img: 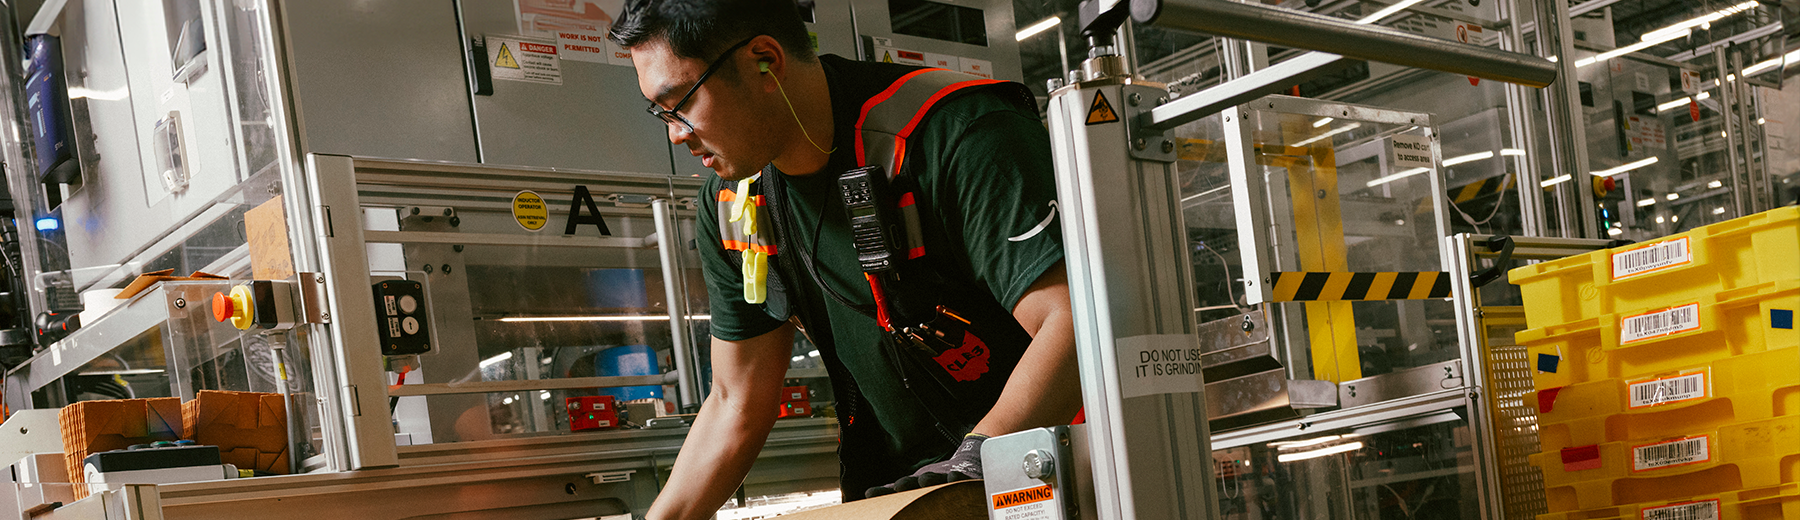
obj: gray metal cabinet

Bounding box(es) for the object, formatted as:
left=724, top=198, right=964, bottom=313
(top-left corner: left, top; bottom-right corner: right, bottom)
left=282, top=1, right=480, bottom=163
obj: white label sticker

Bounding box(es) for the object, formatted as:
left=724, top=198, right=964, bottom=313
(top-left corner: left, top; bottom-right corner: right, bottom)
left=384, top=295, right=397, bottom=316
left=1613, top=237, right=1692, bottom=280
left=1389, top=134, right=1434, bottom=170
left=555, top=29, right=612, bottom=64
left=873, top=46, right=926, bottom=66
left=991, top=484, right=1061, bottom=520
left=1632, top=436, right=1710, bottom=472
left=1116, top=335, right=1205, bottom=399
left=1629, top=372, right=1708, bottom=409
left=487, top=36, right=564, bottom=85
left=960, top=58, right=993, bottom=78
left=1621, top=304, right=1701, bottom=344
left=1642, top=499, right=1719, bottom=520
left=387, top=317, right=401, bottom=338
left=1680, top=70, right=1702, bottom=95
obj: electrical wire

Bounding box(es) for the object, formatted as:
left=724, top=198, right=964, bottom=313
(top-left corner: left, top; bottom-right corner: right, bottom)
left=768, top=68, right=836, bottom=155
left=1199, top=241, right=1249, bottom=311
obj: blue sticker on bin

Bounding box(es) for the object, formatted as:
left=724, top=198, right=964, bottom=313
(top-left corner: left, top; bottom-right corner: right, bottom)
left=1774, top=309, right=1794, bottom=330
left=1536, top=353, right=1560, bottom=373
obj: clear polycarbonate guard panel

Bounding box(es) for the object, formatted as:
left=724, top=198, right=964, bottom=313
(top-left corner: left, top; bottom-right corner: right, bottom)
left=354, top=165, right=830, bottom=445
left=1240, top=102, right=1457, bottom=384
left=1212, top=406, right=1479, bottom=519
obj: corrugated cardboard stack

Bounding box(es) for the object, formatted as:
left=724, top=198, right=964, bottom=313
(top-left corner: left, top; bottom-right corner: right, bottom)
left=182, top=390, right=289, bottom=474
left=57, top=397, right=182, bottom=499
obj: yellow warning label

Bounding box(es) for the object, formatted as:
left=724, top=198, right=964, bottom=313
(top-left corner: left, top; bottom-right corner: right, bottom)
left=881, top=50, right=894, bottom=63
left=1085, top=91, right=1119, bottom=125
left=494, top=43, right=520, bottom=69
left=513, top=190, right=548, bottom=231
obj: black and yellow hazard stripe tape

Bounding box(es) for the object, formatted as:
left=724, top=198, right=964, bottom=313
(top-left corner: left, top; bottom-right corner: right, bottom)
left=1451, top=175, right=1514, bottom=204
left=1268, top=271, right=1453, bottom=302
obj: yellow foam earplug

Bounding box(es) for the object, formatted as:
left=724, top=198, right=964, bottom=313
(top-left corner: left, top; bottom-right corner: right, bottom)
left=743, top=250, right=768, bottom=304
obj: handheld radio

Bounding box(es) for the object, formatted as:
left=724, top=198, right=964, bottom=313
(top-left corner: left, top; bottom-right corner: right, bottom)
left=838, top=166, right=903, bottom=273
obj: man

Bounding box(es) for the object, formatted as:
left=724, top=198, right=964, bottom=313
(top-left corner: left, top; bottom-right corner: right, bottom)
left=609, top=1, right=1079, bottom=518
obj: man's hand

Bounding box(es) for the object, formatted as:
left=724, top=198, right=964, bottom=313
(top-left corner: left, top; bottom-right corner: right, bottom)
left=644, top=325, right=796, bottom=520
left=863, top=433, right=987, bottom=498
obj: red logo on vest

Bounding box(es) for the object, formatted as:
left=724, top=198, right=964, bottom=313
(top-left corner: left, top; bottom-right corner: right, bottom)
left=933, top=331, right=991, bottom=382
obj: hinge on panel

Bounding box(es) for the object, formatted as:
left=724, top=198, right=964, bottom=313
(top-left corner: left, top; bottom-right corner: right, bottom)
left=346, top=385, right=361, bottom=416
left=295, top=272, right=331, bottom=324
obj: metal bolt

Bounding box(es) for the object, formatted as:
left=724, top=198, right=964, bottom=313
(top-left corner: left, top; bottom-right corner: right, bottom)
left=1224, top=115, right=1231, bottom=122
left=1317, top=189, right=1328, bottom=199
left=449, top=216, right=461, bottom=227
left=423, top=264, right=434, bottom=274
left=442, top=264, right=452, bottom=274
left=454, top=245, right=465, bottom=253
left=319, top=313, right=330, bottom=322
left=20, top=427, right=28, bottom=434
left=1021, top=449, right=1056, bottom=479
left=174, top=297, right=187, bottom=309
left=1128, top=92, right=1142, bottom=106
left=1346, top=385, right=1357, bottom=397
left=1160, top=140, right=1175, bottom=154
left=565, top=483, right=578, bottom=495
left=317, top=276, right=326, bottom=284
left=1240, top=316, right=1255, bottom=332
left=442, top=208, right=453, bottom=217
left=410, top=207, right=420, bottom=215
left=1156, top=96, right=1168, bottom=105
left=1133, top=138, right=1147, bottom=151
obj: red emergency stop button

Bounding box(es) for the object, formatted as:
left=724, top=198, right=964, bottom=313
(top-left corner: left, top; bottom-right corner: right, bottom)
left=212, top=292, right=233, bottom=322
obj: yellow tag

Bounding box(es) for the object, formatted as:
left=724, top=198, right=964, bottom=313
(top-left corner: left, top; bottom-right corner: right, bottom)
left=511, top=190, right=548, bottom=231
left=743, top=251, right=768, bottom=304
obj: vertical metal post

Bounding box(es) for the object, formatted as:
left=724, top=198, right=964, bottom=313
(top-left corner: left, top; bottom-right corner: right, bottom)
left=1225, top=107, right=1275, bottom=305
left=1536, top=0, right=1597, bottom=237
left=1047, top=66, right=1217, bottom=519
left=1499, top=0, right=1548, bottom=237
left=652, top=200, right=699, bottom=409
left=1058, top=26, right=1072, bottom=80
left=1715, top=50, right=1746, bottom=217
left=1729, top=50, right=1766, bottom=212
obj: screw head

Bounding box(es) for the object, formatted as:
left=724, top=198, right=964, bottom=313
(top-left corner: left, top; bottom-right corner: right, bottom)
left=442, top=264, right=453, bottom=274
left=442, top=208, right=453, bottom=217
left=1240, top=316, right=1255, bottom=332
left=453, top=245, right=465, bottom=253
left=1133, top=138, right=1147, bottom=151
left=1157, top=96, right=1169, bottom=105
left=1160, top=140, right=1175, bottom=153
left=319, top=313, right=330, bottom=322
left=1021, top=449, right=1056, bottom=479
left=174, top=297, right=187, bottom=309
left=423, top=264, right=434, bottom=274
left=1128, top=92, right=1142, bottom=106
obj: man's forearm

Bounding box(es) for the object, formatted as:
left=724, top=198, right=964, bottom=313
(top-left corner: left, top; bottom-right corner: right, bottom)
left=647, top=391, right=781, bottom=520
left=971, top=308, right=1081, bottom=437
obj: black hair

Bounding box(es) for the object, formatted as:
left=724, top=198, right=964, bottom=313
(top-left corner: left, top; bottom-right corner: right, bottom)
left=608, top=0, right=816, bottom=63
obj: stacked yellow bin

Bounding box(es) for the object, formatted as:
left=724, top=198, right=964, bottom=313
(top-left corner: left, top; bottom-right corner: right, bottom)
left=1510, top=206, right=1800, bottom=520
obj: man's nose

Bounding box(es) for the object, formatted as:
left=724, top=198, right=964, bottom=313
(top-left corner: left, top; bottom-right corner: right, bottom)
left=667, top=122, right=692, bottom=145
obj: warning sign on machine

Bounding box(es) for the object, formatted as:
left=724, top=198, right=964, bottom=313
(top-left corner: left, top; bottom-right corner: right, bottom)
left=991, top=484, right=1061, bottom=520
left=513, top=190, right=549, bottom=231
left=1115, top=335, right=1204, bottom=399
left=488, top=36, right=563, bottom=85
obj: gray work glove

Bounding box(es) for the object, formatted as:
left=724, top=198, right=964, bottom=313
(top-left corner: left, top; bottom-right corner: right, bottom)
left=864, top=433, right=986, bottom=498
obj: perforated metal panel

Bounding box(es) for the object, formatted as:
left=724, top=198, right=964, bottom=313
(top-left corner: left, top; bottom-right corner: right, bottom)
left=1481, top=311, right=1547, bottom=520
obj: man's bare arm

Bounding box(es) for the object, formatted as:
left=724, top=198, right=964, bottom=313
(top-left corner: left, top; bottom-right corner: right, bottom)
left=647, top=324, right=796, bottom=520
left=971, top=261, right=1081, bottom=437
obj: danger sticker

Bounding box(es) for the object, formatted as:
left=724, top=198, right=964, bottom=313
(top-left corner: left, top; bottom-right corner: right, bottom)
left=1641, top=499, right=1719, bottom=520
left=1621, top=303, right=1700, bottom=344
left=487, top=36, right=563, bottom=85
left=1632, top=435, right=1710, bottom=472
left=992, top=484, right=1060, bottom=520
left=1116, top=335, right=1204, bottom=399
left=513, top=190, right=549, bottom=231
left=1612, top=237, right=1691, bottom=280
left=1628, top=372, right=1707, bottom=409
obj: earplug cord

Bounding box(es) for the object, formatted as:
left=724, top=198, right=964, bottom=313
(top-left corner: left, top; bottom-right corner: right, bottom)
left=765, top=63, right=837, bottom=155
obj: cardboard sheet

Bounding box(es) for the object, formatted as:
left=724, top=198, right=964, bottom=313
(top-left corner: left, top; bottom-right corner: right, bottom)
left=776, top=480, right=986, bottom=520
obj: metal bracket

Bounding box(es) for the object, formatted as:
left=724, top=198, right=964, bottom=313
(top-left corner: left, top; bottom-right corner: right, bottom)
left=604, top=193, right=657, bottom=208
left=296, top=272, right=331, bottom=324
left=1125, top=86, right=1178, bottom=163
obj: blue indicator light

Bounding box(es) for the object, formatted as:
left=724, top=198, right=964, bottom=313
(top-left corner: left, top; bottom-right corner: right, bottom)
left=34, top=217, right=58, bottom=231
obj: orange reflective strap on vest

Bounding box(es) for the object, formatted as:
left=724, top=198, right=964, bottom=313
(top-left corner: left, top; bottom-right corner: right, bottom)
left=853, top=68, right=1004, bottom=260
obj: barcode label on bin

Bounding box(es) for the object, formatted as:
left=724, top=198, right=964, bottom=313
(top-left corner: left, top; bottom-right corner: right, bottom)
left=1641, top=499, right=1719, bottom=520
left=1621, top=304, right=1701, bottom=344
left=1613, top=237, right=1692, bottom=280
left=1629, top=372, right=1708, bottom=408
left=1632, top=435, right=1710, bottom=472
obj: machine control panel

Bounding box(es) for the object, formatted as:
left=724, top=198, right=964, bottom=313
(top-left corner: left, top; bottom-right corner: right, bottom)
left=372, top=280, right=430, bottom=355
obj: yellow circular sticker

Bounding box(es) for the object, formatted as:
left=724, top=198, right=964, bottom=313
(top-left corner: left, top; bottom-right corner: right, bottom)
left=512, top=190, right=548, bottom=231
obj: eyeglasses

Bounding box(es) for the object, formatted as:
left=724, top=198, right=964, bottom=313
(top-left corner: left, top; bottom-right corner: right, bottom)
left=647, top=36, right=759, bottom=136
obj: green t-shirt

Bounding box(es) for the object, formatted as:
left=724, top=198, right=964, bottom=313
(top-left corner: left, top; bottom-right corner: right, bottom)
left=694, top=55, right=1063, bottom=474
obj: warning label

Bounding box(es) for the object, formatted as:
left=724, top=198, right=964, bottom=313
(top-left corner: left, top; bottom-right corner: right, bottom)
left=1389, top=134, right=1434, bottom=169
left=513, top=190, right=549, bottom=231
left=874, top=45, right=926, bottom=66
left=1085, top=91, right=1119, bottom=125
left=992, top=484, right=1060, bottom=520
left=487, top=36, right=562, bottom=85
left=1116, top=335, right=1204, bottom=399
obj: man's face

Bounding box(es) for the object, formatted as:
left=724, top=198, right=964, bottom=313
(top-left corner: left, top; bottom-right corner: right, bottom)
left=631, top=39, right=775, bottom=182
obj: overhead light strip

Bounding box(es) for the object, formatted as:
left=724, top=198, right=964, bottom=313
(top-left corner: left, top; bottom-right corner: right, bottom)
left=1591, top=156, right=1659, bottom=177
left=1015, top=16, right=1060, bottom=41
